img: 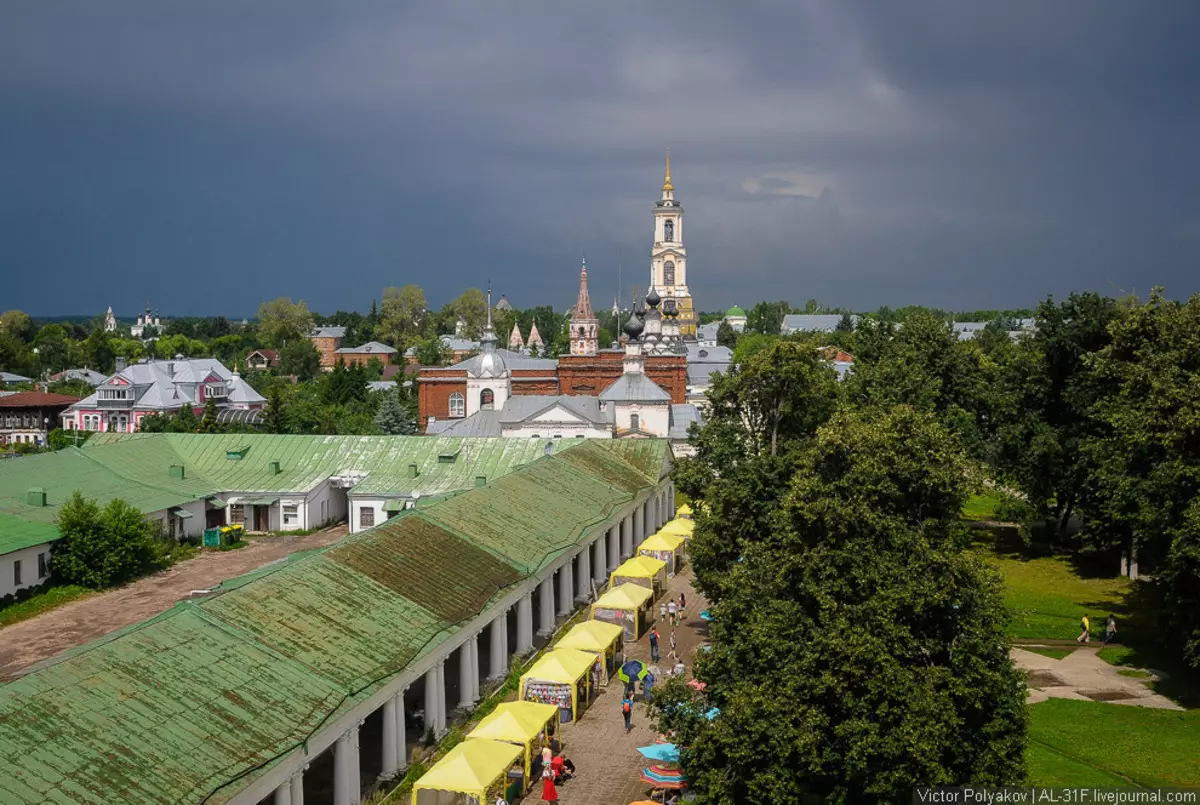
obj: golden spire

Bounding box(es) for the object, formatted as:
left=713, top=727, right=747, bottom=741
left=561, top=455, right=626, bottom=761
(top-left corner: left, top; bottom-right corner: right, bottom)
left=662, top=148, right=673, bottom=192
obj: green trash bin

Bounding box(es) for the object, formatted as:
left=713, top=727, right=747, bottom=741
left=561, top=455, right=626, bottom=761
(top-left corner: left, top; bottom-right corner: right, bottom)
left=202, top=528, right=221, bottom=548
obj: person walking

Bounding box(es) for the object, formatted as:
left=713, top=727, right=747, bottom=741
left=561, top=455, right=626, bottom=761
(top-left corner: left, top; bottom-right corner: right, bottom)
left=678, top=592, right=687, bottom=619
left=621, top=694, right=633, bottom=733
left=1104, top=614, right=1118, bottom=644
left=670, top=629, right=678, bottom=656
left=541, top=766, right=559, bottom=803
left=667, top=599, right=677, bottom=626
left=1077, top=613, right=1091, bottom=644
left=648, top=626, right=660, bottom=662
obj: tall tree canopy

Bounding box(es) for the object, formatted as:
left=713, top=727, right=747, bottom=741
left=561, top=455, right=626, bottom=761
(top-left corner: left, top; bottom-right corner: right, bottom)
left=256, top=297, right=315, bottom=347
left=379, top=284, right=428, bottom=349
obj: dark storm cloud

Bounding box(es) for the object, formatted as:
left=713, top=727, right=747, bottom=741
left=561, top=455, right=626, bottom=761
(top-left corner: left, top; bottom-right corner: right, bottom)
left=2, top=1, right=1198, bottom=316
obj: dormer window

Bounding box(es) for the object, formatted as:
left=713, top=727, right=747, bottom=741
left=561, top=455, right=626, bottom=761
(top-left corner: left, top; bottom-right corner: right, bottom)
left=205, top=384, right=229, bottom=399
left=100, top=389, right=130, bottom=400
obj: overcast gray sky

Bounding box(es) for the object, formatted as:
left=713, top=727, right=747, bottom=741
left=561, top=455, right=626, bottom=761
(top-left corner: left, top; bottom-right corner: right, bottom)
left=3, top=1, right=1198, bottom=317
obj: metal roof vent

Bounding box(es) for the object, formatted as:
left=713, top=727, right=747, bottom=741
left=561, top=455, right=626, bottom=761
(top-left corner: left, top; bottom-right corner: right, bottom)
left=544, top=441, right=555, bottom=456
left=169, top=464, right=185, bottom=480
left=268, top=460, right=281, bottom=475
left=475, top=475, right=487, bottom=488
left=408, top=463, right=419, bottom=478
left=26, top=487, right=47, bottom=507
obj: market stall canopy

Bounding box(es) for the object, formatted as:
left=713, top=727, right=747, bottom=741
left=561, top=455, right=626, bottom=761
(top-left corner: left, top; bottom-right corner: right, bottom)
left=675, top=503, right=693, bottom=518
left=521, top=648, right=598, bottom=685
left=637, top=743, right=680, bottom=763
left=556, top=620, right=624, bottom=654
left=593, top=583, right=654, bottom=611
left=659, top=518, right=694, bottom=537
left=639, top=532, right=685, bottom=552
left=467, top=701, right=558, bottom=746
left=611, top=555, right=667, bottom=581
left=412, top=738, right=522, bottom=801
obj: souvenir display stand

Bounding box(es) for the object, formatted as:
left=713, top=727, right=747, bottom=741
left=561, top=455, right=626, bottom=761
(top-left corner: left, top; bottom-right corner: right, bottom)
left=609, top=555, right=668, bottom=597
left=555, top=620, right=625, bottom=684
left=466, top=701, right=558, bottom=790
left=591, top=582, right=654, bottom=640
left=638, top=531, right=686, bottom=575
left=411, top=738, right=523, bottom=805
left=519, top=649, right=597, bottom=724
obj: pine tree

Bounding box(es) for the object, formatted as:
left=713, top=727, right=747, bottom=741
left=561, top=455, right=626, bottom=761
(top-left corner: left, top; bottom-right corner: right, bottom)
left=263, top=387, right=288, bottom=434
left=374, top=388, right=416, bottom=435
left=199, top=398, right=219, bottom=433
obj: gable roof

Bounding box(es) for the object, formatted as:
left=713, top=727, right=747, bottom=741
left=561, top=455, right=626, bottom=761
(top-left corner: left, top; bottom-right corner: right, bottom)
left=599, top=373, right=671, bottom=403
left=0, top=391, right=81, bottom=408
left=498, top=395, right=608, bottom=427
left=335, top=341, right=398, bottom=355
left=0, top=438, right=669, bottom=804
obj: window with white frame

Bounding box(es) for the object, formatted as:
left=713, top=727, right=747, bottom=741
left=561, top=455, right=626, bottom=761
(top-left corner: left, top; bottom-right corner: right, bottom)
left=448, top=392, right=465, bottom=418
left=282, top=504, right=299, bottom=526
left=99, top=388, right=130, bottom=400
left=360, top=507, right=375, bottom=528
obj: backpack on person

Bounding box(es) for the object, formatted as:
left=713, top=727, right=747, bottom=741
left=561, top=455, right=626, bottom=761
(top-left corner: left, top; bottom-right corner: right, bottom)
left=622, top=699, right=632, bottom=714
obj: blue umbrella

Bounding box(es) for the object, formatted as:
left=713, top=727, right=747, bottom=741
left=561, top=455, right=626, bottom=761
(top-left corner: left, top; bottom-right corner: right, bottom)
left=704, top=707, right=720, bottom=720
left=699, top=610, right=713, bottom=622
left=619, top=659, right=649, bottom=684
left=637, top=743, right=680, bottom=763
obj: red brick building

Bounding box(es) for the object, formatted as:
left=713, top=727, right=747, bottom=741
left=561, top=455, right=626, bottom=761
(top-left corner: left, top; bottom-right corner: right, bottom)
left=308, top=326, right=346, bottom=371
left=335, top=341, right=397, bottom=368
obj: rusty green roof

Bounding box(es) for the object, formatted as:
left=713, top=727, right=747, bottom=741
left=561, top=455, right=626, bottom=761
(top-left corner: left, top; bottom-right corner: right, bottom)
left=0, top=606, right=345, bottom=805
left=0, top=438, right=671, bottom=804
left=0, top=511, right=59, bottom=555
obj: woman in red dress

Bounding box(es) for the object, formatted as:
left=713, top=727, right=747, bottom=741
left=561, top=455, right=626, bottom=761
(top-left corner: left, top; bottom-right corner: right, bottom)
left=541, top=766, right=559, bottom=803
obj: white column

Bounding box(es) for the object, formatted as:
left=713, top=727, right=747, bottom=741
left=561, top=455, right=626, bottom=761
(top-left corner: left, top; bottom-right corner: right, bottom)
left=501, top=607, right=511, bottom=671
left=423, top=666, right=439, bottom=737
left=490, top=614, right=506, bottom=679
left=577, top=547, right=591, bottom=602
left=517, top=592, right=534, bottom=654
left=670, top=482, right=676, bottom=516
left=556, top=565, right=572, bottom=616
left=333, top=725, right=361, bottom=805
left=290, top=768, right=306, bottom=805
left=435, top=659, right=447, bottom=732
left=593, top=536, right=606, bottom=586
left=382, top=694, right=400, bottom=777
left=459, top=640, right=475, bottom=709
left=626, top=511, right=638, bottom=557
left=396, top=690, right=407, bottom=772
left=274, top=781, right=291, bottom=805
left=538, top=577, right=555, bottom=636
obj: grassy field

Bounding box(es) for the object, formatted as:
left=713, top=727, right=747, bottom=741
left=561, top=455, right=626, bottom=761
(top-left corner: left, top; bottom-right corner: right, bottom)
left=1028, top=699, right=1200, bottom=787
left=962, top=492, right=1003, bottom=521
left=1022, top=647, right=1074, bottom=660
left=972, top=527, right=1133, bottom=641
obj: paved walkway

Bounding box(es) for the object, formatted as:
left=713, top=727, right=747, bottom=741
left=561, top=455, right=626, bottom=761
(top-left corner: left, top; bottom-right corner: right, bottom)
left=1014, top=645, right=1183, bottom=710
left=0, top=525, right=348, bottom=680
left=552, top=562, right=708, bottom=805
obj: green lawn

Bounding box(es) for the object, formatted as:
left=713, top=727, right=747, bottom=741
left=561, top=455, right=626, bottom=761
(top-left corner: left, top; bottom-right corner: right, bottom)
left=1028, top=699, right=1200, bottom=787
left=0, top=584, right=93, bottom=628
left=974, top=530, right=1132, bottom=641
left=962, top=492, right=1003, bottom=521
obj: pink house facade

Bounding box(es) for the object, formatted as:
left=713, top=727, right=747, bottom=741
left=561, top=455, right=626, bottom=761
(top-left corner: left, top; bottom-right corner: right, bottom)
left=62, top=356, right=265, bottom=433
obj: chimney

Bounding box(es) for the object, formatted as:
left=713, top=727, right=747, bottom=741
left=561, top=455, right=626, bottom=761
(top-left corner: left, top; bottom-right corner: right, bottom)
left=408, top=463, right=419, bottom=478
left=115, top=356, right=127, bottom=372
left=268, top=460, right=281, bottom=475
left=169, top=464, right=185, bottom=480
left=26, top=488, right=47, bottom=507
left=474, top=475, right=487, bottom=488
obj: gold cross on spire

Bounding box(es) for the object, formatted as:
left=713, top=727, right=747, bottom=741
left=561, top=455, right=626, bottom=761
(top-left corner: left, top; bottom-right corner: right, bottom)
left=662, top=148, right=673, bottom=192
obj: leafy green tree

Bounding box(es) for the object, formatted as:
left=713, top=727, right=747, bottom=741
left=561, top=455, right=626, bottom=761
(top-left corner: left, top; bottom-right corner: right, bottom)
left=661, top=406, right=1026, bottom=803
left=33, top=324, right=71, bottom=374
left=993, top=292, right=1121, bottom=538
left=835, top=311, right=854, bottom=332
left=199, top=398, right=219, bottom=433
left=278, top=340, right=321, bottom=380
left=1080, top=291, right=1200, bottom=665
left=256, top=297, right=314, bottom=347
left=715, top=320, right=739, bottom=349
left=54, top=493, right=166, bottom=588
left=413, top=335, right=451, bottom=366
left=380, top=284, right=428, bottom=349
left=744, top=300, right=789, bottom=335
left=172, top=404, right=198, bottom=433
left=0, top=309, right=34, bottom=342
left=47, top=428, right=90, bottom=450
left=262, top=387, right=288, bottom=434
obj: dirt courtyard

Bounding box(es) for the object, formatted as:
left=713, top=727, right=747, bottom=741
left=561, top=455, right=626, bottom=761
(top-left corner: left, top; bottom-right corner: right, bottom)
left=0, top=525, right=348, bottom=681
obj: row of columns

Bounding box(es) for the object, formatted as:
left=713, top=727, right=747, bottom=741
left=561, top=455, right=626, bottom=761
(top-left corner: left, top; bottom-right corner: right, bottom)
left=283, top=486, right=669, bottom=805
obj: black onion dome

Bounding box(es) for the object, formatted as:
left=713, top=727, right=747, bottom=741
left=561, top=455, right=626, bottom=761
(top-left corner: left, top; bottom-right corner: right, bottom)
left=646, top=288, right=661, bottom=308
left=623, top=312, right=645, bottom=339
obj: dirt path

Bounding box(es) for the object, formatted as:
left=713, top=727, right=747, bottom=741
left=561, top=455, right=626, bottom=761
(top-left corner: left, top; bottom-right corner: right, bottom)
left=0, top=525, right=348, bottom=681
left=1014, top=645, right=1183, bottom=710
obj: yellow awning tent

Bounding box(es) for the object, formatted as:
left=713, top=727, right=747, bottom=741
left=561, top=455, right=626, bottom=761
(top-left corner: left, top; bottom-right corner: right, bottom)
left=412, top=738, right=523, bottom=805
left=659, top=518, right=694, bottom=538
left=519, top=648, right=598, bottom=722
left=640, top=532, right=685, bottom=552
left=638, top=531, right=687, bottom=575
left=610, top=555, right=668, bottom=593
left=591, top=582, right=655, bottom=640
left=466, top=701, right=558, bottom=782
left=556, top=620, right=624, bottom=683
left=676, top=503, right=694, bottom=519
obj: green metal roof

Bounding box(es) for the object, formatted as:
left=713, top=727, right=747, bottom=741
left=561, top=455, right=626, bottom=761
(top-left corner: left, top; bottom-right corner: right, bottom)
left=0, top=606, right=345, bottom=805
left=0, top=437, right=671, bottom=804
left=0, top=511, right=58, bottom=555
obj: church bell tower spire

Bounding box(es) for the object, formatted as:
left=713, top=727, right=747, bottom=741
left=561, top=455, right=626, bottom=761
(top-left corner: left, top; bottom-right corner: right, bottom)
left=569, top=257, right=599, bottom=356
